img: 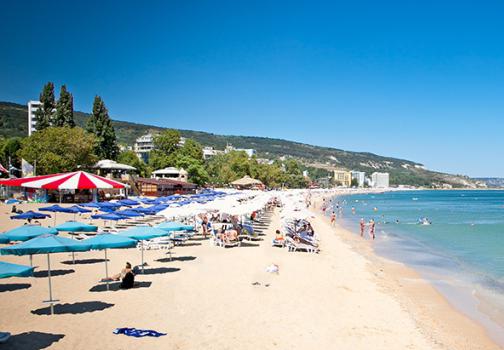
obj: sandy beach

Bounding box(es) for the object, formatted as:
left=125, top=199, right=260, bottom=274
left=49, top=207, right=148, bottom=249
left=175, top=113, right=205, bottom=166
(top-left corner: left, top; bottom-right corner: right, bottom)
left=0, top=199, right=500, bottom=349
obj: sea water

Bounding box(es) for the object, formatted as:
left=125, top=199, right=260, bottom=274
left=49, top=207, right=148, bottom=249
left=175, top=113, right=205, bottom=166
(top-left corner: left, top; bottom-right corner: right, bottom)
left=336, top=190, right=504, bottom=345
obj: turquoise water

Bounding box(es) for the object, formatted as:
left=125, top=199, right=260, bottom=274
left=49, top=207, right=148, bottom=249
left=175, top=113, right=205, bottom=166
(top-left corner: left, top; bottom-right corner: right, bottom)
left=336, top=190, right=504, bottom=343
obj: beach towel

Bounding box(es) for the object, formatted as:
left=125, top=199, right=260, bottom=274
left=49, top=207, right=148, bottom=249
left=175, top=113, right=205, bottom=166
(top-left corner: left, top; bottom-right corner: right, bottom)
left=113, top=328, right=166, bottom=338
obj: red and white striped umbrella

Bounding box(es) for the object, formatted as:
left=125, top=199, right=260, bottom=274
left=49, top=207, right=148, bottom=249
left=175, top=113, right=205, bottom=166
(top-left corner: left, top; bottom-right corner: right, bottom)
left=0, top=171, right=127, bottom=190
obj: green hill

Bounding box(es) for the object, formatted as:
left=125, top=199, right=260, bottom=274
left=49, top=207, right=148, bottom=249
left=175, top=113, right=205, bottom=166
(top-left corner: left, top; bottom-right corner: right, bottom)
left=0, top=101, right=475, bottom=187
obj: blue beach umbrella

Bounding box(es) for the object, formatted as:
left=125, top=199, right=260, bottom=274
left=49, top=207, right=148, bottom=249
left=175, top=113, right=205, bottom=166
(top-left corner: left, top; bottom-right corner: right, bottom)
left=1, top=225, right=58, bottom=242
left=67, top=205, right=92, bottom=213
left=0, top=225, right=59, bottom=266
left=98, top=202, right=122, bottom=209
left=115, top=210, right=144, bottom=218
left=157, top=221, right=194, bottom=232
left=91, top=213, right=125, bottom=221
left=10, top=211, right=50, bottom=221
left=40, top=204, right=72, bottom=225
left=81, top=233, right=137, bottom=290
left=55, top=221, right=98, bottom=233
left=117, top=199, right=139, bottom=206
left=81, top=202, right=101, bottom=208
left=131, top=207, right=156, bottom=215
left=116, top=227, right=168, bottom=273
left=0, top=234, right=91, bottom=314
left=0, top=261, right=34, bottom=279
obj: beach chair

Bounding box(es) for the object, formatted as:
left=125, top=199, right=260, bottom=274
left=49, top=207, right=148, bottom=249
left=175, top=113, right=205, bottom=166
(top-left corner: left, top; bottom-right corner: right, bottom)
left=285, top=237, right=318, bottom=253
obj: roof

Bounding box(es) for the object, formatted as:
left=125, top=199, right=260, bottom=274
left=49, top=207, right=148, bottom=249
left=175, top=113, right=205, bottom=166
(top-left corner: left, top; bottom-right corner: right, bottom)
left=152, top=167, right=187, bottom=175
left=230, top=175, right=263, bottom=186
left=94, top=159, right=136, bottom=171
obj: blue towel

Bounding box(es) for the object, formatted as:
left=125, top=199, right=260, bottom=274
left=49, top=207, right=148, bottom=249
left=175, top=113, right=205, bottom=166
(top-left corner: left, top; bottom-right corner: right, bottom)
left=113, top=328, right=166, bottom=338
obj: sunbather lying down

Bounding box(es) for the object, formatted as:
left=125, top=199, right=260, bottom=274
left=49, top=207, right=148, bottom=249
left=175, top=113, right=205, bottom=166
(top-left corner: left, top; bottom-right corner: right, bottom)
left=101, top=262, right=135, bottom=289
left=217, top=227, right=238, bottom=243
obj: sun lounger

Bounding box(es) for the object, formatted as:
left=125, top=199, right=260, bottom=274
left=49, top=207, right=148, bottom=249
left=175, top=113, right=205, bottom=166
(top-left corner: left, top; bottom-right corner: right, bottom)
left=285, top=237, right=319, bottom=253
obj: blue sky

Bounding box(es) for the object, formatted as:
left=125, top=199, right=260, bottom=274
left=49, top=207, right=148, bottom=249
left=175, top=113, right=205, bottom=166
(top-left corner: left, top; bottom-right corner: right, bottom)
left=1, top=1, right=503, bottom=177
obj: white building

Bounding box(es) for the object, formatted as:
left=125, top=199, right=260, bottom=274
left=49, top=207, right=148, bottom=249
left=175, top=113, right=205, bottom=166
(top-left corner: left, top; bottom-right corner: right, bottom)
left=28, top=100, right=42, bottom=136
left=371, top=172, right=390, bottom=188
left=202, top=146, right=224, bottom=160
left=151, top=167, right=188, bottom=182
left=351, top=171, right=366, bottom=187
left=134, top=133, right=155, bottom=162
left=224, top=144, right=256, bottom=158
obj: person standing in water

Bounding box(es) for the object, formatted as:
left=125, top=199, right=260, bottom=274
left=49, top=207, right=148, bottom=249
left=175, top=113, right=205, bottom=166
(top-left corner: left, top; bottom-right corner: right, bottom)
left=369, top=219, right=376, bottom=239
left=360, top=218, right=365, bottom=237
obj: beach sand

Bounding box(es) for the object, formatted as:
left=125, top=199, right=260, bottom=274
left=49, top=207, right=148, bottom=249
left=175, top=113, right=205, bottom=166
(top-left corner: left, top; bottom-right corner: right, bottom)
left=0, top=200, right=500, bottom=349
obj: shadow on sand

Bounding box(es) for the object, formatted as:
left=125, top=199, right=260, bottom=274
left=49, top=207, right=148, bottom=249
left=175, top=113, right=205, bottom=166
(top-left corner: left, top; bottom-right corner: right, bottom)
left=238, top=242, right=260, bottom=248
left=156, top=256, right=197, bottom=263
left=31, top=301, right=114, bottom=315
left=89, top=281, right=152, bottom=292
left=33, top=269, right=75, bottom=278
left=2, top=331, right=65, bottom=350
left=61, top=258, right=108, bottom=265
left=135, top=267, right=181, bottom=275
left=0, top=283, right=31, bottom=293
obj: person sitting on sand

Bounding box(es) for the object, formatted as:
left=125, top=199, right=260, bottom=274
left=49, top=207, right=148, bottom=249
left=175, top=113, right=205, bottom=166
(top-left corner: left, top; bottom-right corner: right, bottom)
left=274, top=229, right=284, bottom=242
left=102, top=262, right=134, bottom=289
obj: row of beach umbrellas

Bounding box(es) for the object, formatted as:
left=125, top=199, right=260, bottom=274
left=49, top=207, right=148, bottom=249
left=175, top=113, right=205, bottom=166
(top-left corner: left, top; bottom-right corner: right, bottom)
left=0, top=222, right=184, bottom=314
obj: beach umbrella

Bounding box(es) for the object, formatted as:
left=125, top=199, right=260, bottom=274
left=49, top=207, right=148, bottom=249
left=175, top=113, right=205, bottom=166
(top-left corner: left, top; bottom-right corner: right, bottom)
left=116, top=227, right=168, bottom=273
left=55, top=219, right=98, bottom=264
left=117, top=199, right=139, bottom=206
left=0, top=171, right=127, bottom=190
left=1, top=225, right=58, bottom=242
left=81, top=202, right=101, bottom=208
left=67, top=205, right=92, bottom=213
left=10, top=211, right=50, bottom=221
left=1, top=225, right=59, bottom=266
left=55, top=221, right=98, bottom=233
left=0, top=234, right=91, bottom=314
left=91, top=213, right=125, bottom=221
left=98, top=202, right=122, bottom=209
left=157, top=221, right=194, bottom=232
left=5, top=199, right=20, bottom=205
left=40, top=204, right=70, bottom=226
left=115, top=210, right=144, bottom=218
left=0, top=261, right=34, bottom=279
left=81, top=234, right=137, bottom=290
left=131, top=207, right=157, bottom=215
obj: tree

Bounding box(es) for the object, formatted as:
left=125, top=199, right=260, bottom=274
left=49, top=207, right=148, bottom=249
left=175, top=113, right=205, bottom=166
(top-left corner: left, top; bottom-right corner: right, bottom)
left=0, top=137, right=23, bottom=171
left=34, top=82, right=56, bottom=130
left=153, top=129, right=181, bottom=155
left=117, top=150, right=150, bottom=177
left=54, top=85, right=75, bottom=127
left=351, top=177, right=359, bottom=187
left=179, top=138, right=203, bottom=161
left=18, top=127, right=97, bottom=174
left=86, top=96, right=119, bottom=160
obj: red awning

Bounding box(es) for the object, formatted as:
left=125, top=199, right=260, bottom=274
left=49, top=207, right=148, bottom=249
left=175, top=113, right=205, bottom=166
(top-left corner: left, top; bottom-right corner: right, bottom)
left=0, top=171, right=127, bottom=190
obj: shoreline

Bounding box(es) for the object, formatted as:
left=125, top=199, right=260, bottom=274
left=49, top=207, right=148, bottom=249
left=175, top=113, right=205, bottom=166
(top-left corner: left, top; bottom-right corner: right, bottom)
left=311, top=193, right=502, bottom=349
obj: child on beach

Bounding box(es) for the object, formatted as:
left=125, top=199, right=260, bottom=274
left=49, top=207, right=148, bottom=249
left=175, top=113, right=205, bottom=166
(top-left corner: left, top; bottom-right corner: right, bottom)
left=330, top=211, right=336, bottom=226
left=360, top=218, right=365, bottom=237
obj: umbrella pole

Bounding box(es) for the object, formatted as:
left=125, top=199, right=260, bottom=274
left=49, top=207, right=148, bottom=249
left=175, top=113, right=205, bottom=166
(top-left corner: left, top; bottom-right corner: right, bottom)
left=140, top=241, right=145, bottom=273
left=47, top=253, right=54, bottom=315
left=29, top=254, right=33, bottom=267
left=54, top=212, right=57, bottom=227
left=104, top=249, right=109, bottom=291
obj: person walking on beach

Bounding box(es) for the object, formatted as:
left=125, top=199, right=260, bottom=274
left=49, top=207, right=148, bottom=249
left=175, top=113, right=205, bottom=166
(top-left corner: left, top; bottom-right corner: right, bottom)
left=369, top=219, right=376, bottom=239
left=330, top=211, right=336, bottom=226
left=360, top=218, right=365, bottom=237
